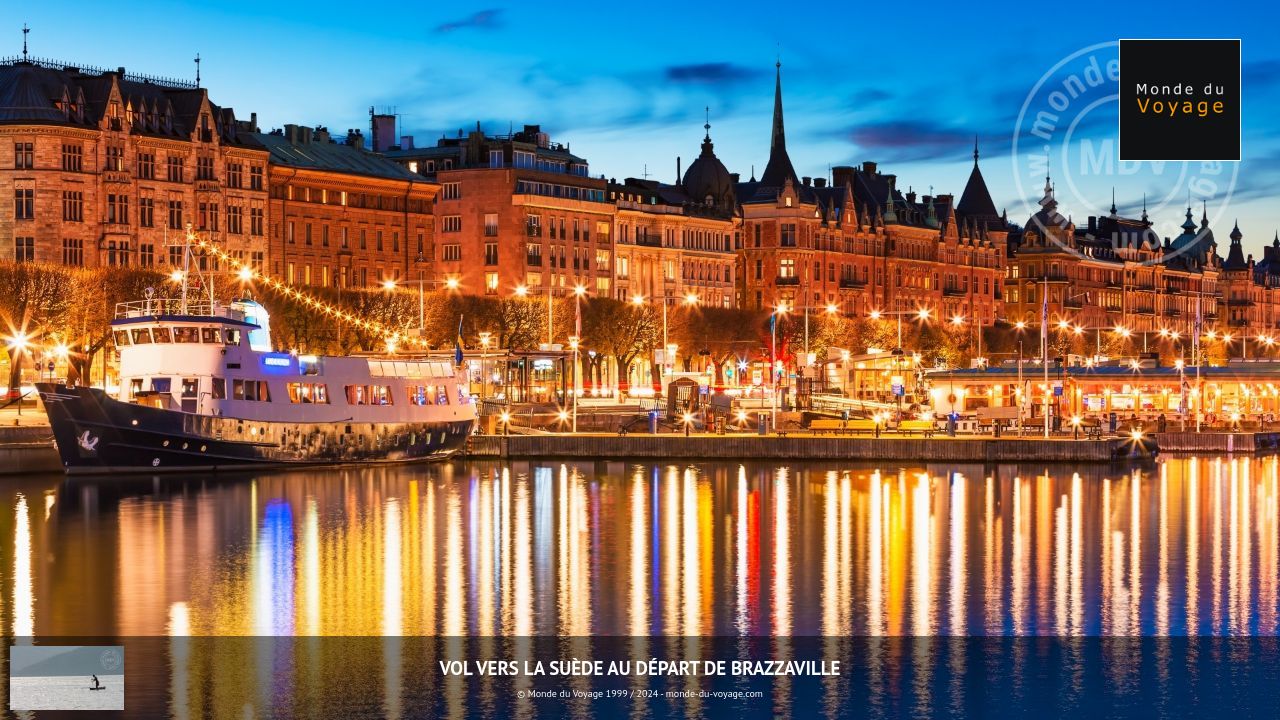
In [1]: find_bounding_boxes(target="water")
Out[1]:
[8,675,124,710]
[1,456,1279,718]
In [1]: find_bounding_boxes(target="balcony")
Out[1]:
[1164,308,1181,317]
[942,287,966,297]
[1135,307,1155,316]
[636,236,662,248]
[526,256,542,267]
[103,170,130,184]
[196,180,220,193]
[526,225,542,237]
[838,277,866,289]
[776,276,800,286]
[1228,298,1254,307]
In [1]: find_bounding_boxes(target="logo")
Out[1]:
[1012,41,1239,267]
[76,430,99,453]
[99,647,122,671]
[1119,39,1241,161]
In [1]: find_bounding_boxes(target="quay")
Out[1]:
[466,433,1144,463]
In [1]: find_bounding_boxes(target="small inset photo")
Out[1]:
[9,645,124,711]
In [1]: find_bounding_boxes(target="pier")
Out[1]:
[466,434,1141,463]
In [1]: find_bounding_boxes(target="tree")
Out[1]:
[581,297,658,391]
[0,263,74,392]
[63,267,167,385]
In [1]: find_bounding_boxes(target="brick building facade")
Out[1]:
[251,124,437,291]
[0,58,268,270]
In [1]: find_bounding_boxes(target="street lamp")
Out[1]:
[771,302,789,419]
[478,331,492,405]
[569,334,580,433]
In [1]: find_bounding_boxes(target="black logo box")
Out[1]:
[1119,39,1240,162]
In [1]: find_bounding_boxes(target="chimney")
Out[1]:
[863,161,878,175]
[802,176,811,187]
[1088,216,1097,233]
[676,156,681,185]
[832,166,854,188]
[906,189,917,204]
[250,112,258,132]
[346,128,364,148]
[283,123,300,143]
[730,173,740,183]
[117,66,126,75]
[313,126,330,143]
[400,135,414,150]
[814,178,827,188]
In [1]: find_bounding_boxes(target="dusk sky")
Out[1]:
[15,1,1280,254]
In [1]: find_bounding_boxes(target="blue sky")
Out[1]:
[17,1,1280,254]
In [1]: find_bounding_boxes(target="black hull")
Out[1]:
[37,384,474,475]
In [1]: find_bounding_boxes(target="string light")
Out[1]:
[192,238,436,350]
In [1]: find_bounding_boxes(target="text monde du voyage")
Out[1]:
[1134,82,1228,118]
[439,659,841,677]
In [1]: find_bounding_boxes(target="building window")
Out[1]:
[14,188,33,220]
[489,150,503,168]
[781,223,797,247]
[443,244,461,262]
[484,213,498,237]
[106,241,131,267]
[342,227,350,249]
[60,143,83,172]
[250,206,264,236]
[62,238,84,266]
[61,191,84,222]
[485,272,498,294]
[227,206,243,234]
[304,223,313,246]
[137,153,155,180]
[14,142,33,169]
[196,154,214,181]
[595,249,610,270]
[527,243,542,266]
[227,163,242,188]
[322,225,329,247]
[442,182,461,200]
[376,230,384,251]
[107,193,129,224]
[755,259,763,280]
[443,216,462,233]
[169,246,183,266]
[166,155,184,182]
[168,200,183,229]
[139,244,155,266]
[287,221,296,244]
[104,144,124,172]
[484,242,498,265]
[779,258,795,278]
[615,256,628,279]
[249,165,264,190]
[14,237,34,262]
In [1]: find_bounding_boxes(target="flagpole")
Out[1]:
[1043,275,1049,439]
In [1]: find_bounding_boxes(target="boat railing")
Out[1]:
[115,299,245,321]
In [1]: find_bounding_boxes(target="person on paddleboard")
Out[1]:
[91,674,101,690]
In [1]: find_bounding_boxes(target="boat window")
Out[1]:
[174,327,199,343]
[287,382,329,404]
[152,327,173,343]
[128,378,143,399]
[345,384,393,405]
[201,327,221,343]
[224,329,241,346]
[232,379,271,402]
[131,328,153,344]
[152,377,172,393]
[407,385,430,406]
[181,378,199,398]
[113,330,131,347]
[299,356,319,376]
[457,386,470,405]
[436,385,449,405]
[212,378,226,399]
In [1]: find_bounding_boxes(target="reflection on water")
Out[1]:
[0,456,1277,639]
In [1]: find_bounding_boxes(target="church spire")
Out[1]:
[957,136,999,222]
[759,60,799,188]
[1109,188,1117,217]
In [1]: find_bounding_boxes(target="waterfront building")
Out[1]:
[734,64,1008,329]
[384,124,613,299]
[249,124,437,290]
[0,56,268,269]
[1005,181,1223,346]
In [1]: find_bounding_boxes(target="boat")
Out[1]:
[38,248,475,474]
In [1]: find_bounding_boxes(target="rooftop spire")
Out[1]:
[759,60,798,188]
[1037,170,1057,213]
[194,53,201,88]
[1109,188,1117,216]
[1141,193,1148,223]
[703,105,710,140]
[22,23,28,61]
[957,136,999,221]
[973,136,979,165]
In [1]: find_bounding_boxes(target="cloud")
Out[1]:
[848,120,987,162]
[664,63,762,85]
[849,88,891,106]
[1245,60,1280,90]
[435,9,503,33]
